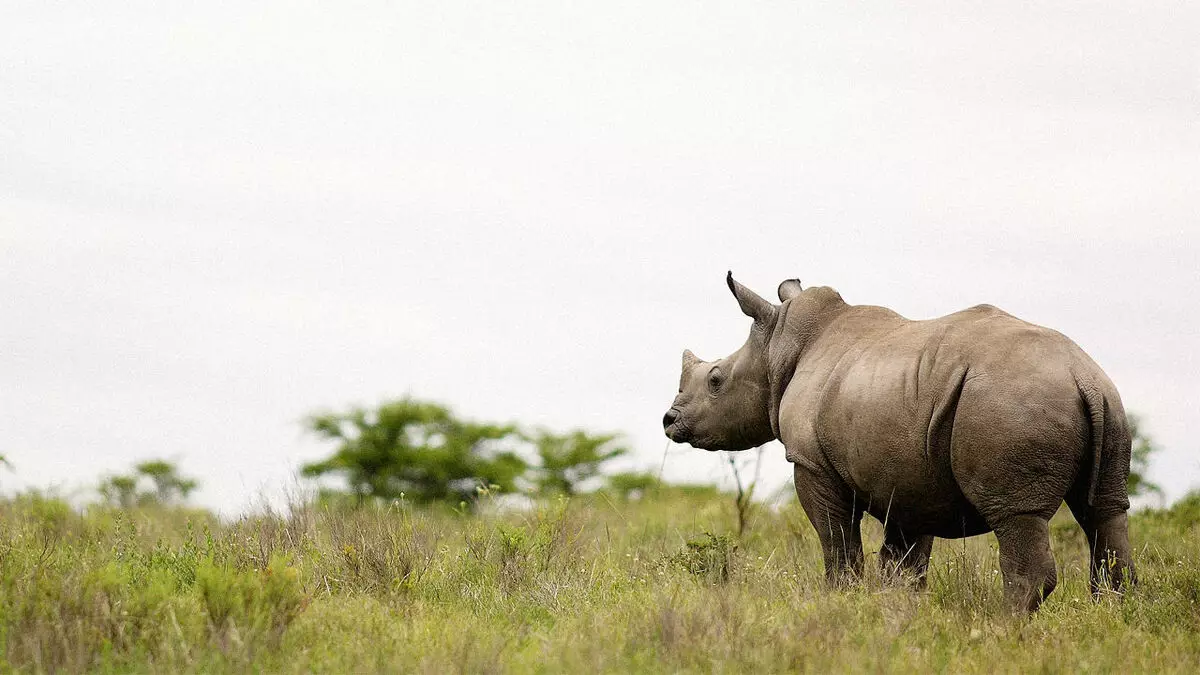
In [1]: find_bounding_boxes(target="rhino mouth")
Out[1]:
[663,409,692,443]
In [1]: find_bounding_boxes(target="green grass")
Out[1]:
[1,487,1198,673]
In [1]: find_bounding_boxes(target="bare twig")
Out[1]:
[727,446,764,537]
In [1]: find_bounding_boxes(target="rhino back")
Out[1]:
[779,303,1109,537]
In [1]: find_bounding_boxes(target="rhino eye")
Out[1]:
[707,368,723,391]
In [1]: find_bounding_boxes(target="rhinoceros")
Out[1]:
[663,273,1135,611]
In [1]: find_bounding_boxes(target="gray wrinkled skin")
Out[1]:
[664,273,1135,612]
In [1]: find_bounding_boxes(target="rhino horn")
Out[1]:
[682,349,700,371]
[726,271,777,326]
[777,278,803,302]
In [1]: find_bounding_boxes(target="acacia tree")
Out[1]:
[605,471,661,499]
[98,459,198,507]
[301,398,528,504]
[135,460,199,502]
[98,475,139,508]
[1127,413,1163,499]
[530,429,627,495]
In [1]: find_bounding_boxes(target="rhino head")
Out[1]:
[663,272,804,451]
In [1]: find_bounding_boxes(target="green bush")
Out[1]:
[302,398,629,505]
[668,532,738,582]
[196,554,307,656]
[530,429,627,495]
[605,471,662,499]
[301,398,528,505]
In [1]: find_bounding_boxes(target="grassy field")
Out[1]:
[1,486,1198,673]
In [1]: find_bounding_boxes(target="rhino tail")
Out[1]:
[1075,373,1106,507]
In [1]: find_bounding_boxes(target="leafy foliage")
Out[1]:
[302,399,629,504]
[301,398,528,504]
[605,471,662,499]
[667,531,738,582]
[1127,413,1164,498]
[136,460,200,502]
[98,459,199,507]
[530,429,627,495]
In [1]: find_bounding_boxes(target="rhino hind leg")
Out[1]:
[1087,513,1136,596]
[993,514,1058,612]
[1065,492,1137,598]
[1064,403,1137,598]
[879,526,934,588]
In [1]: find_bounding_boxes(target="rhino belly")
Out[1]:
[820,406,992,538]
[859,487,991,539]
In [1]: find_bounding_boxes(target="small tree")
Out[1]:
[725,446,765,537]
[98,475,139,508]
[1127,413,1163,499]
[301,398,528,505]
[531,430,627,496]
[606,471,661,500]
[136,460,199,503]
[98,460,199,507]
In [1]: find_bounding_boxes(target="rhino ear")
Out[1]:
[727,271,777,326]
[777,278,803,302]
[682,349,700,372]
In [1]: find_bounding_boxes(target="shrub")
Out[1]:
[196,554,307,658]
[669,532,738,583]
[530,429,627,495]
[301,398,527,505]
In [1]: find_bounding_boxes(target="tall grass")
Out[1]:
[1,489,1197,673]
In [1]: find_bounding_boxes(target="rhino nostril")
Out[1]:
[663,409,679,428]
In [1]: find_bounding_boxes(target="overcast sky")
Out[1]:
[2,1,1198,514]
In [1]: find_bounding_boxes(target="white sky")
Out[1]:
[2,1,1198,514]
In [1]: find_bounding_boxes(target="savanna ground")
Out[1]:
[2,486,1198,673]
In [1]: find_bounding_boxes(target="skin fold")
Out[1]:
[664,273,1135,612]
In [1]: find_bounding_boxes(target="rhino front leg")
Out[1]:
[793,465,864,585]
[880,526,934,589]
